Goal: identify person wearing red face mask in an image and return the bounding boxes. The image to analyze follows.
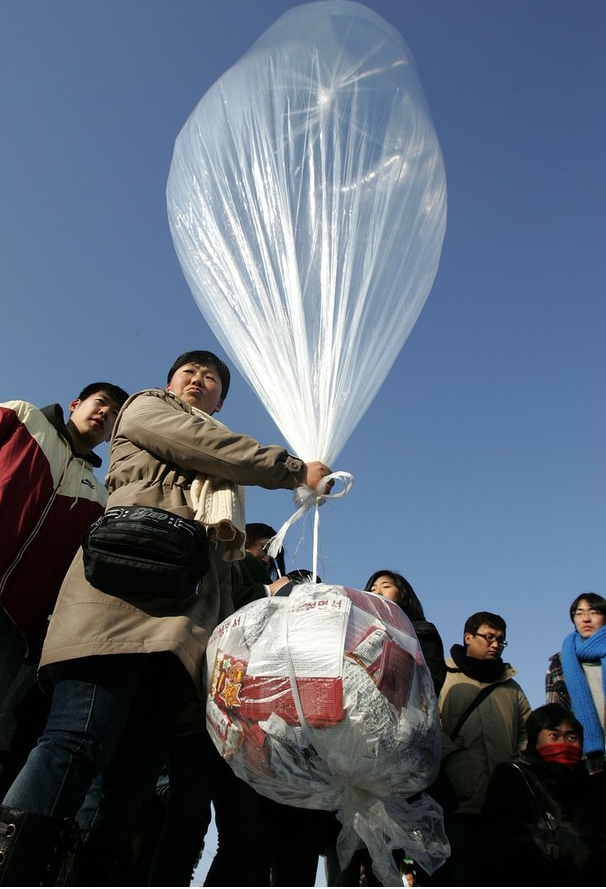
[482,703,606,886]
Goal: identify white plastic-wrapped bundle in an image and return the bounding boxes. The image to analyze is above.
[205,583,449,885]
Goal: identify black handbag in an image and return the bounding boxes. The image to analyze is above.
[511,763,595,868]
[82,505,209,600]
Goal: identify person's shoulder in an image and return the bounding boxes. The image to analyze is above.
[497,752,539,783]
[491,759,518,777]
[1,398,41,416]
[125,388,167,402]
[499,661,524,683]
[413,619,444,645]
[502,674,532,709]
[239,553,272,584]
[503,675,527,695]
[442,658,465,686]
[2,400,62,435]
[487,757,531,794]
[121,388,186,414]
[412,618,437,635]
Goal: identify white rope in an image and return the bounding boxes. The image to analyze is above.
[281,599,311,743]
[266,471,354,573]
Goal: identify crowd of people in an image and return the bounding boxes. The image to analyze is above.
[0,349,604,887]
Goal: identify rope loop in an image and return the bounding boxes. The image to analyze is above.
[267,470,354,572]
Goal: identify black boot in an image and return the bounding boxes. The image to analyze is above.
[69,829,135,887]
[0,804,78,886]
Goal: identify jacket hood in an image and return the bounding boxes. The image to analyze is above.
[41,403,102,468]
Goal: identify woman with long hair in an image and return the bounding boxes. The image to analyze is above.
[364,569,446,695]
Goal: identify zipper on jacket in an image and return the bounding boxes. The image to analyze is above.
[0,453,73,599]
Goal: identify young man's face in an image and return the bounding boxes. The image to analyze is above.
[166,362,224,415]
[464,623,507,660]
[69,391,122,447]
[572,599,605,639]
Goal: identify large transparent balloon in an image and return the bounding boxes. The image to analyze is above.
[167,0,446,466]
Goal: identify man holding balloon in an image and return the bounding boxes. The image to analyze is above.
[0,349,332,886]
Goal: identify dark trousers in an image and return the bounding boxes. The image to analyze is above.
[429,813,486,887]
[148,727,267,887]
[3,653,187,864]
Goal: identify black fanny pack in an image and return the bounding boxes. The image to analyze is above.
[82,505,209,600]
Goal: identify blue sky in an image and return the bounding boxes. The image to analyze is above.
[1,2,604,879]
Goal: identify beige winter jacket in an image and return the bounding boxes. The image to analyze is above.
[40,389,304,694]
[438,656,532,814]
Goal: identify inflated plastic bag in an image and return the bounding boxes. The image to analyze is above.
[167,0,446,467]
[206,583,449,885]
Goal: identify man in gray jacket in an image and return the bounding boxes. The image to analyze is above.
[432,611,532,887]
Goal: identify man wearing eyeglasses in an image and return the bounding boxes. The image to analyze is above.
[431,611,532,886]
[545,592,606,775]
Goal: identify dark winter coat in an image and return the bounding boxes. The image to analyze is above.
[482,751,606,885]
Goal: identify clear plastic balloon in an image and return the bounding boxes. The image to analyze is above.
[167,0,446,466]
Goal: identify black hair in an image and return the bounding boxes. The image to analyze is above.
[166,351,231,400]
[245,522,285,578]
[77,383,129,407]
[245,523,277,543]
[287,569,322,584]
[364,570,426,621]
[526,703,583,753]
[463,611,507,638]
[568,592,606,623]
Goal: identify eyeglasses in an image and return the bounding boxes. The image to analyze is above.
[474,632,507,647]
[573,608,602,618]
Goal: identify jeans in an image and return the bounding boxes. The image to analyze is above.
[0,607,28,704]
[3,652,187,853]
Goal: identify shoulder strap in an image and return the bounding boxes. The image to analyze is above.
[510,762,559,831]
[449,682,499,742]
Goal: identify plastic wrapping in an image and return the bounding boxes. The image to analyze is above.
[167,0,446,465]
[205,583,449,885]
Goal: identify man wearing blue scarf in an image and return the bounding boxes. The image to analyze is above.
[546,592,606,775]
